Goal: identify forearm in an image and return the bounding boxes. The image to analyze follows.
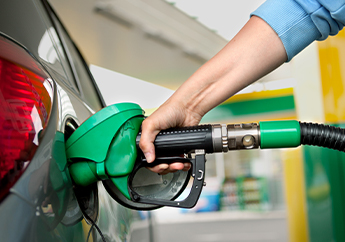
[139,16,287,165]
[167,16,287,119]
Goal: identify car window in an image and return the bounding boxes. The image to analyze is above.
[50,12,104,112]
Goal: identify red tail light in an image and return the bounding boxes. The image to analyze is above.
[0,35,53,201]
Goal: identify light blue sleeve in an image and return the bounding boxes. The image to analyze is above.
[251,0,345,61]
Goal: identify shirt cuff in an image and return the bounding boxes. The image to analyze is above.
[251,0,321,62]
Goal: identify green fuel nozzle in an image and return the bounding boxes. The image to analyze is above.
[65,102,345,210]
[65,103,144,199]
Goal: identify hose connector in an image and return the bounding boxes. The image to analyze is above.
[259,120,300,149]
[227,123,260,150]
[211,123,260,152]
[212,124,229,152]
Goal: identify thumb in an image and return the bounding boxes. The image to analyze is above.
[139,119,160,163]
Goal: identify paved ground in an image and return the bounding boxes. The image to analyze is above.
[151,210,288,242]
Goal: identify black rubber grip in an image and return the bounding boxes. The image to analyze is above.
[136,125,213,155]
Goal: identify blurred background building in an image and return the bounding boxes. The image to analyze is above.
[50,0,345,241]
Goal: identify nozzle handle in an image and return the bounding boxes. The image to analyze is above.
[136,125,214,155]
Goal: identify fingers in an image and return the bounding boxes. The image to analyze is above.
[182,162,191,171]
[148,163,169,174]
[148,162,191,175]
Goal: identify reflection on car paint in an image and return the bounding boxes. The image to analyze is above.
[39,28,61,64]
[7,132,84,240]
[56,83,77,128]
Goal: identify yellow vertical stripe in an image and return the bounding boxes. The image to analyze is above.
[318,29,345,122]
[82,219,93,241]
[283,148,309,242]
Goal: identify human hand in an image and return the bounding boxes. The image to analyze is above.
[139,98,203,174]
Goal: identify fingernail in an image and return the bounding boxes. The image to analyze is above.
[144,152,153,163]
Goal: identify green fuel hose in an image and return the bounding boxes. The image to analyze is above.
[258,120,345,152]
